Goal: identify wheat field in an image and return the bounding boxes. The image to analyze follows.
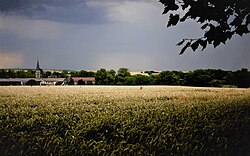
[0,86,250,155]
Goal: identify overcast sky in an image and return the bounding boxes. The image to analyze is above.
[0,0,249,71]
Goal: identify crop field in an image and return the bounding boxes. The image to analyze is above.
[0,86,250,155]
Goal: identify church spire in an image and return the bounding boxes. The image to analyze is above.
[35,58,42,79]
[36,59,40,70]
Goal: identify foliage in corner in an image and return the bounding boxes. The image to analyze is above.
[160,0,250,54]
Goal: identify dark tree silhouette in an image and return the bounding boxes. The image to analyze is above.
[160,0,250,54]
[77,79,86,85]
[26,79,40,86]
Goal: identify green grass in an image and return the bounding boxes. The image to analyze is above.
[0,86,250,155]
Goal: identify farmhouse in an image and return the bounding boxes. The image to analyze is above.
[0,78,42,86]
[41,78,65,85]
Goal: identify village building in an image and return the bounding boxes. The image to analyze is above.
[40,78,65,85]
[0,78,42,86]
[0,59,96,86]
[0,78,27,86]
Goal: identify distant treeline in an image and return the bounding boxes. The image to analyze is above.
[0,69,95,78]
[94,68,250,88]
[0,68,249,88]
[0,69,35,78]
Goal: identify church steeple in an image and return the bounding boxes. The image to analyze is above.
[36,59,40,70]
[35,58,43,79]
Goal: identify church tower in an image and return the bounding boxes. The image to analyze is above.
[35,59,43,79]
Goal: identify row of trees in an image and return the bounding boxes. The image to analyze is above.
[1,68,249,88]
[0,69,95,78]
[43,70,95,78]
[70,70,95,77]
[95,68,250,88]
[0,69,35,78]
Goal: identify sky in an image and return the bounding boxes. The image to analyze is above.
[0,0,249,71]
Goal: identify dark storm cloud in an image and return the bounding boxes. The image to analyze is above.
[0,0,82,13]
[0,0,108,24]
[1,0,248,70]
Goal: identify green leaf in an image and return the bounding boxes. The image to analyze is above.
[225,31,233,40]
[179,42,191,55]
[213,40,220,48]
[201,23,209,30]
[235,25,249,36]
[167,14,179,27]
[198,17,206,23]
[191,40,200,51]
[159,0,165,4]
[176,39,185,46]
[231,17,243,26]
[162,7,170,14]
[169,3,179,11]
[161,0,178,14]
[199,40,207,51]
[180,12,189,22]
[246,14,250,25]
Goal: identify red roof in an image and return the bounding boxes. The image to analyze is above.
[71,77,95,81]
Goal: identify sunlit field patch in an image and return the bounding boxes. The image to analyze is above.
[0,86,250,155]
